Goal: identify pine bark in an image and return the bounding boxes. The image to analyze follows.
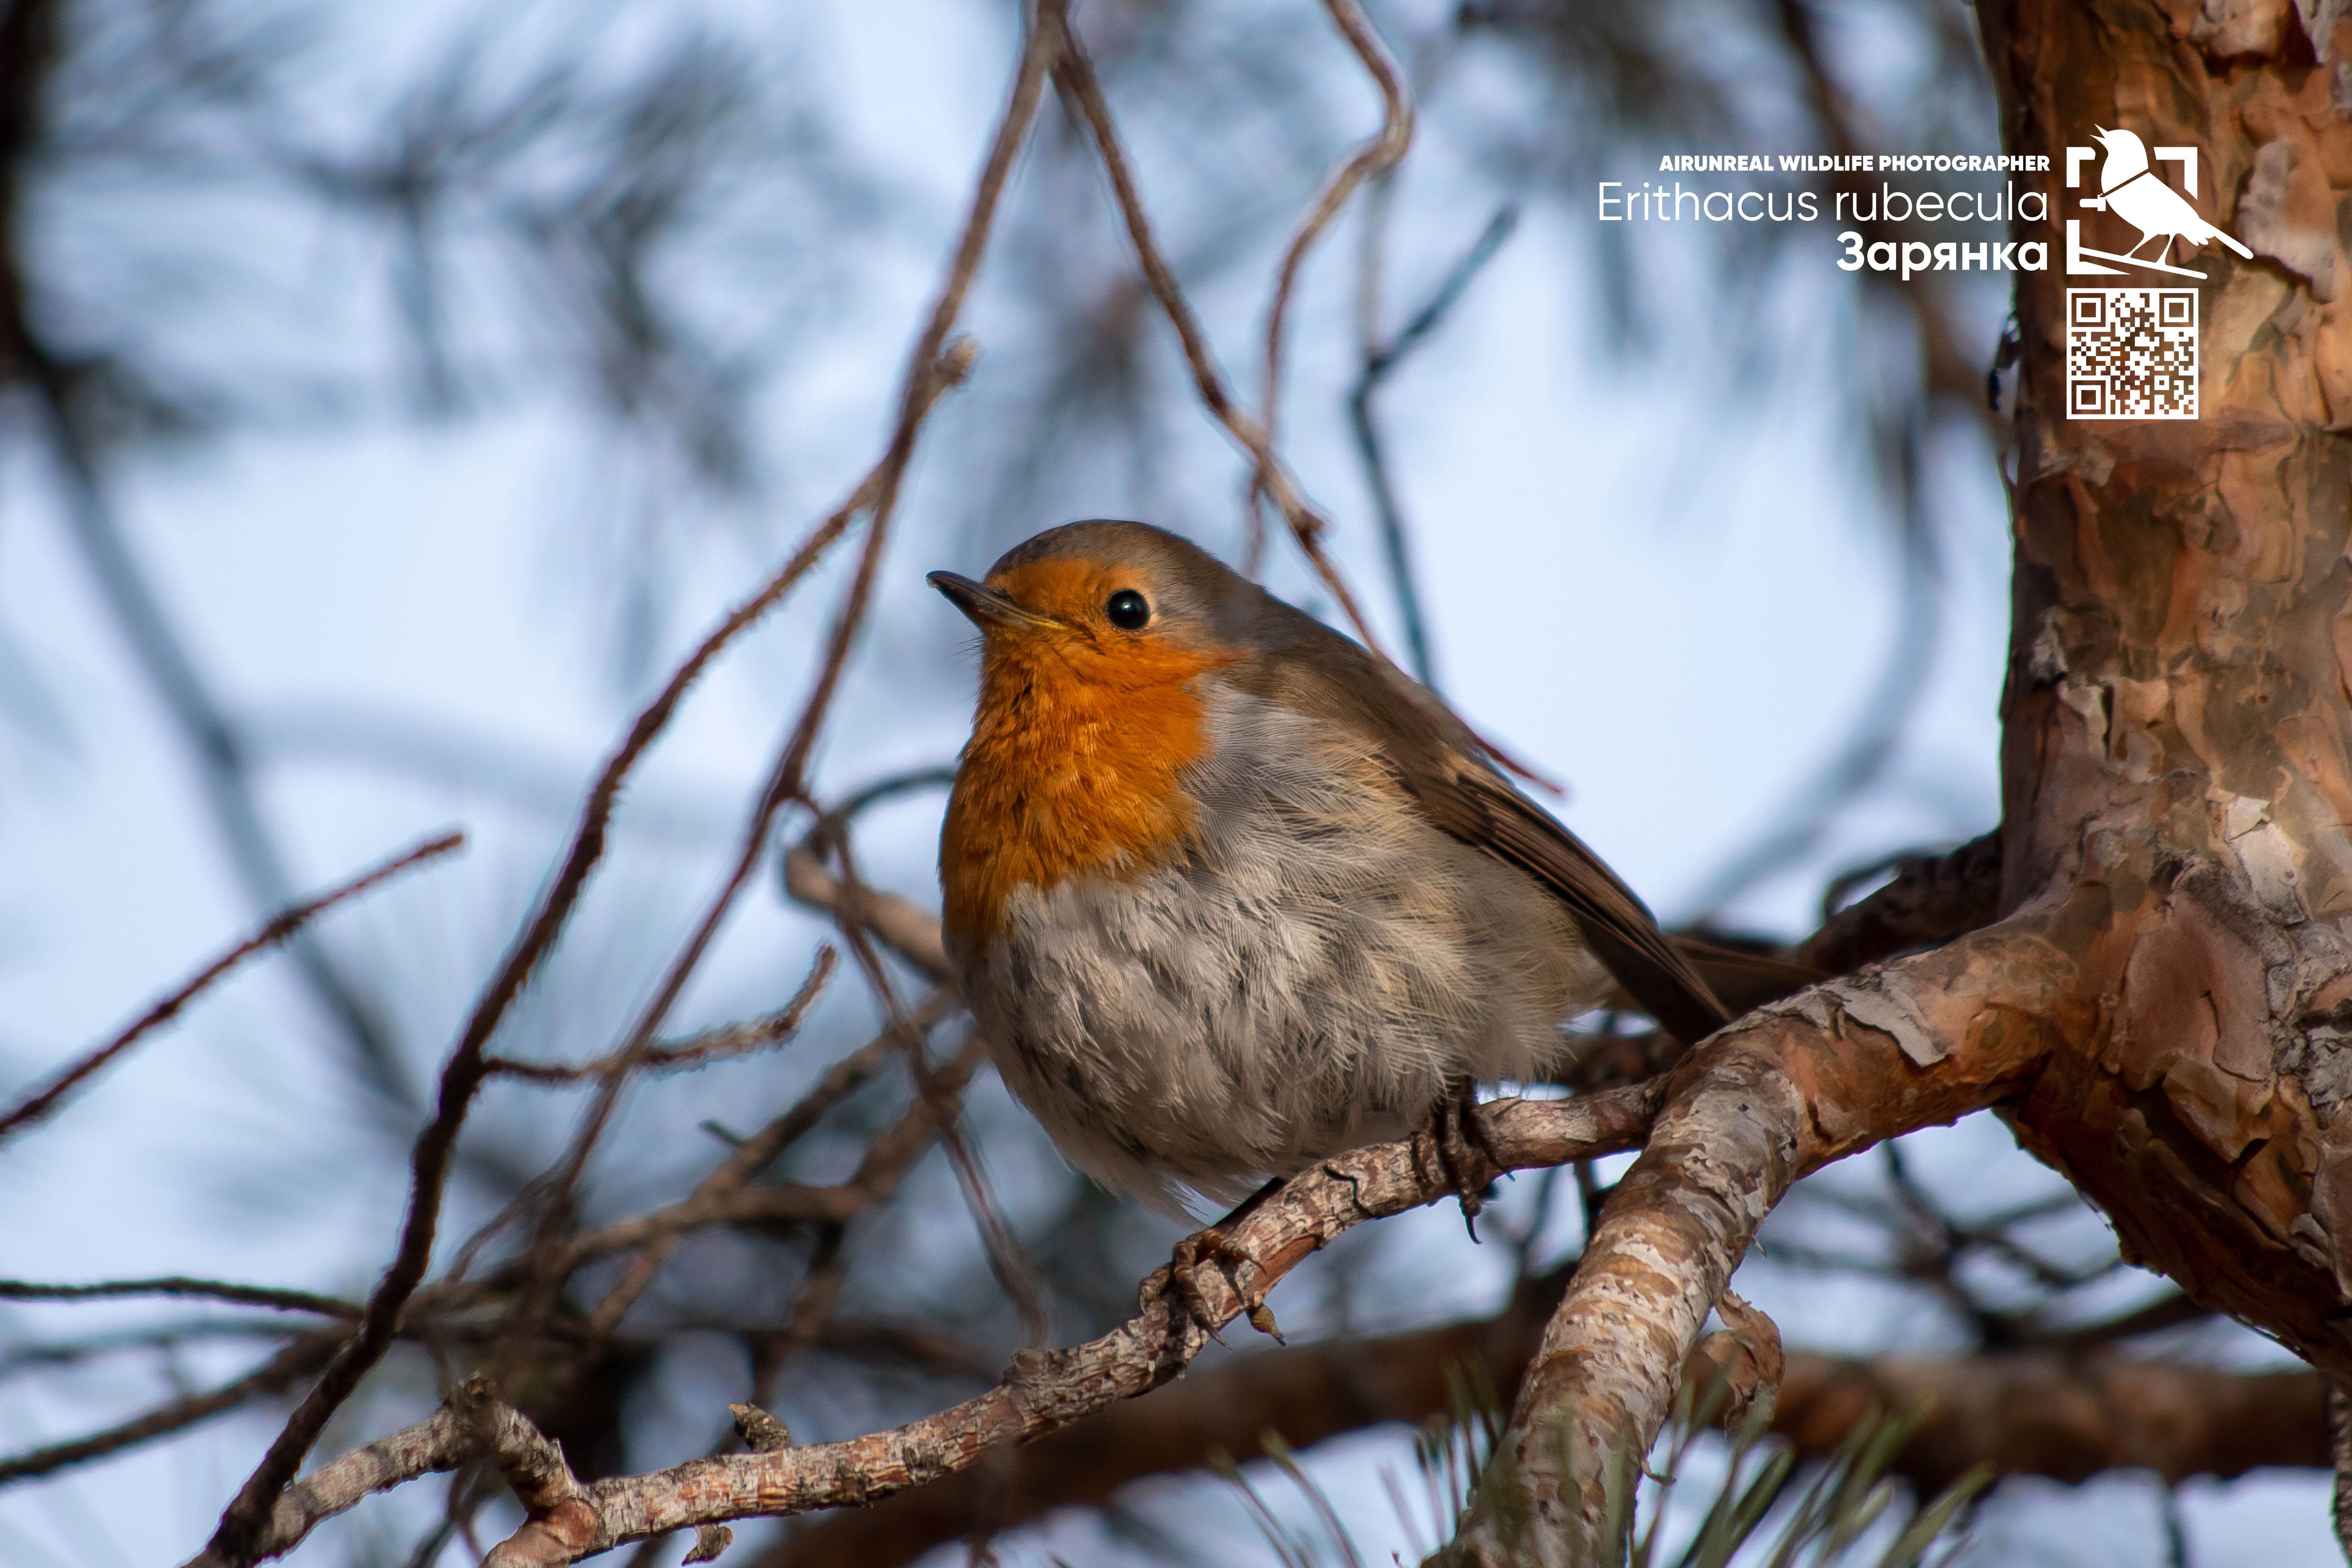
[1985,0,2352,1381]
[1444,7,2352,1561]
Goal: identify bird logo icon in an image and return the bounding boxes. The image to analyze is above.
[2067,127,2251,278]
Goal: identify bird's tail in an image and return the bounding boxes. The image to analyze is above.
[2211,224,2253,259]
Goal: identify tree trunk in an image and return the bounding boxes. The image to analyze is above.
[1445,5,2352,1560]
[1985,0,2352,1381]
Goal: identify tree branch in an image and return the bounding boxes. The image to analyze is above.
[0,831,463,1145]
[193,1087,1661,1565]
[774,1310,2324,1568]
[1446,913,2079,1560]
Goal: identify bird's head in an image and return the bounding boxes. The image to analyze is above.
[929,520,1255,693]
[931,522,1272,942]
[2092,126,2149,168]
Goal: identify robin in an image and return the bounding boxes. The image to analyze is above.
[932,521,1786,1315]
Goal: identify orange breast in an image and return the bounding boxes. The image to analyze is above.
[942,636,1231,944]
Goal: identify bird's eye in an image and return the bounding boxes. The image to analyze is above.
[1105,589,1151,630]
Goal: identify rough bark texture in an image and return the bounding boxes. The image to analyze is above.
[771,1298,2321,1568]
[1448,6,2352,1559]
[192,1091,1665,1566]
[1445,926,2078,1561]
[1979,0,2352,1389]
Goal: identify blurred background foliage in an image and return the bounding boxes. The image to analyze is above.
[0,0,2318,1564]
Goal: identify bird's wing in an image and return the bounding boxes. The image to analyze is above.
[1395,756,1734,1046]
[2139,183,2255,256]
[1235,601,1734,1045]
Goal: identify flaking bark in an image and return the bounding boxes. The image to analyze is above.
[1451,4,2352,1558]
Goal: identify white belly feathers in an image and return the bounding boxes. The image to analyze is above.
[958,694,1607,1217]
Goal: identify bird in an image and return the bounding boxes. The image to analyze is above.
[931,519,1799,1261]
[2085,126,2251,267]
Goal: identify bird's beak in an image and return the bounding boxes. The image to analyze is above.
[928,571,1055,631]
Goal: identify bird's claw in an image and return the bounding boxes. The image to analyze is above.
[1423,1079,1501,1241]
[1146,1224,1284,1344]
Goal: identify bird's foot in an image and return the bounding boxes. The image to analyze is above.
[1141,1182,1286,1343]
[1421,1078,1501,1241]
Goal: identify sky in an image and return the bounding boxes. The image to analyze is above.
[0,0,2333,1564]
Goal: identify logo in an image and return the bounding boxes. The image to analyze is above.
[2065,129,2249,278]
[2062,127,2245,420]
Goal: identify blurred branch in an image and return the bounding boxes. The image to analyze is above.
[777,1293,2322,1568]
[1347,204,1517,686]
[0,1278,361,1317]
[573,1017,977,1338]
[484,947,836,1083]
[0,830,463,1145]
[1054,24,1558,795]
[474,0,1062,1411]
[1683,412,1942,917]
[822,824,1049,1345]
[187,0,1034,1528]
[1051,26,1389,663]
[1791,830,2003,975]
[0,1007,950,1491]
[779,768,958,983]
[1249,0,1412,563]
[198,308,982,1568]
[192,1085,1664,1565]
[25,368,426,1103]
[1678,0,2007,919]
[245,701,740,843]
[0,1330,343,1485]
[1773,0,1992,420]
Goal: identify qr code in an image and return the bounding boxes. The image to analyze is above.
[2066,288,2197,420]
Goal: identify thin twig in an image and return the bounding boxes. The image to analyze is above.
[25,358,417,1102]
[0,831,464,1145]
[575,999,962,1338]
[1249,0,1412,561]
[826,830,1051,1346]
[1054,37,1565,792]
[485,948,836,1084]
[186,1086,1665,1566]
[195,311,980,1568]
[482,0,1064,1410]
[190,11,1043,1532]
[0,1331,344,1485]
[0,1278,362,1317]
[1051,31,1388,662]
[778,767,956,982]
[1346,204,1517,686]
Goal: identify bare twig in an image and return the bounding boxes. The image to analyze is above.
[0,1331,344,1485]
[0,831,464,1145]
[483,0,1064,1396]
[193,7,1042,1543]
[193,1086,1663,1566]
[1250,0,1412,557]
[780,841,955,976]
[1052,30,1387,660]
[824,829,1051,1345]
[1054,28,1562,798]
[485,948,837,1084]
[0,1278,362,1317]
[575,1007,969,1337]
[24,363,419,1103]
[1346,205,1517,686]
